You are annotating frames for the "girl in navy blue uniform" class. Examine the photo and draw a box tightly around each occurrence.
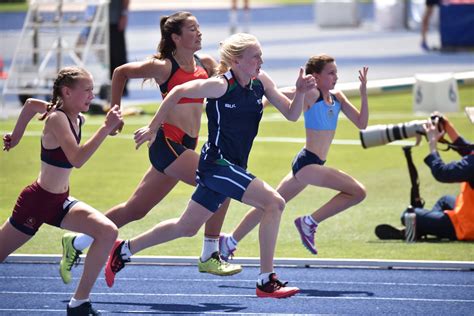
[1,66,123,315]
[63,12,241,286]
[219,54,368,258]
[105,33,316,298]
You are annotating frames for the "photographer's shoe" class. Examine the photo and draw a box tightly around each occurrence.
[60,233,82,284]
[256,273,300,298]
[67,301,100,315]
[375,224,404,240]
[198,251,242,276]
[294,217,318,255]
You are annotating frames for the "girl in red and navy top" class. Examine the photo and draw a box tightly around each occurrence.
[66,12,242,286]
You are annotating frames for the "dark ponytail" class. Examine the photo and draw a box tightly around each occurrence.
[152,11,193,60]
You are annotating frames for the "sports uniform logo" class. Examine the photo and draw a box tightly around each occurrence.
[25,217,36,229]
[225,103,236,109]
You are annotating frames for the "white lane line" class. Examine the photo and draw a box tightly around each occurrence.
[8,111,467,125]
[0,130,416,146]
[0,291,473,303]
[1,276,473,288]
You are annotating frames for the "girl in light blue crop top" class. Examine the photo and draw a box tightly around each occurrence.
[304,89,341,131]
[219,54,370,257]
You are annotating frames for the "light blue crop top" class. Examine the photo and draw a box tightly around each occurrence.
[304,91,341,131]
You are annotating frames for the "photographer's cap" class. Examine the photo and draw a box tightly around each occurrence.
[466,107,474,124]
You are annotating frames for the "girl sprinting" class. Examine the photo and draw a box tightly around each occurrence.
[219,54,368,259]
[1,66,123,315]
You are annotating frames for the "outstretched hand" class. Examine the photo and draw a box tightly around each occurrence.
[295,67,316,93]
[134,126,156,150]
[359,66,369,94]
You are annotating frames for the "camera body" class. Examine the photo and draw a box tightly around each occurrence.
[360,115,443,149]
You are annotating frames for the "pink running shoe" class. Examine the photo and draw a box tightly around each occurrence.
[294,217,318,255]
[105,240,129,288]
[219,234,237,262]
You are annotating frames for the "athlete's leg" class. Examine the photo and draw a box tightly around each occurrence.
[60,202,118,300]
[232,172,306,242]
[129,200,214,254]
[295,165,366,222]
[0,219,32,262]
[164,149,230,238]
[241,177,285,273]
[106,166,180,226]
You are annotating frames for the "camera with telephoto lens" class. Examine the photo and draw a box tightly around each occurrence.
[360,115,443,149]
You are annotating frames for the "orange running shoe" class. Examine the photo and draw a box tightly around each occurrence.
[105,240,129,288]
[256,273,300,298]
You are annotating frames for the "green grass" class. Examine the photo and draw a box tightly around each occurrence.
[0,85,473,261]
[0,1,27,12]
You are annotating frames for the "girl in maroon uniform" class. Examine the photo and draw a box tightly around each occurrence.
[1,66,123,315]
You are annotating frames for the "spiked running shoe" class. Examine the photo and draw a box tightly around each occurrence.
[67,301,100,316]
[60,233,82,284]
[256,273,300,298]
[219,234,237,261]
[198,251,242,276]
[105,240,130,288]
[294,217,318,255]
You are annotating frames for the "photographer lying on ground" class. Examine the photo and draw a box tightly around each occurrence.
[376,113,474,241]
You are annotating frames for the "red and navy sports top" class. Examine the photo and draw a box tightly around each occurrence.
[159,55,209,104]
[41,109,82,169]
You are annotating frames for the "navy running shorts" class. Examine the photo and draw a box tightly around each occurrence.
[291,148,326,176]
[192,158,255,212]
[148,123,198,173]
[9,181,78,235]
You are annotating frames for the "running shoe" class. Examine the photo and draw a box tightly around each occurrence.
[198,251,242,276]
[421,41,430,51]
[256,273,300,298]
[60,233,82,284]
[219,234,237,261]
[375,224,405,240]
[67,301,100,315]
[294,217,318,255]
[104,240,130,288]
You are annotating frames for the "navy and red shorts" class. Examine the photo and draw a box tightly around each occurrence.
[9,181,78,236]
[148,123,198,173]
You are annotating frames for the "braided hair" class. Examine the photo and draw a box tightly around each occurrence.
[39,66,90,121]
